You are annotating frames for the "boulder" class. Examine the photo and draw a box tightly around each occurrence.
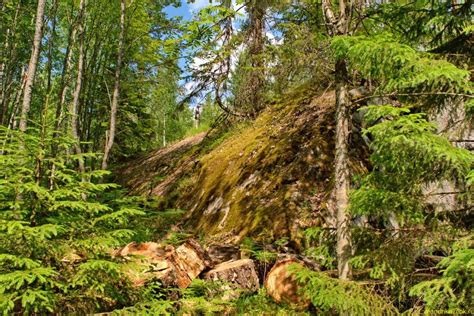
[264,258,311,308]
[204,259,259,292]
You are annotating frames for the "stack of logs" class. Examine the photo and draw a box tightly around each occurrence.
[114,239,311,307]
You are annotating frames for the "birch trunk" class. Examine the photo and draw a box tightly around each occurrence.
[18,0,46,132]
[0,1,21,126]
[102,0,125,170]
[70,0,86,174]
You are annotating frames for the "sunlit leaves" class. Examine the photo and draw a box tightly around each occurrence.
[351,106,473,222]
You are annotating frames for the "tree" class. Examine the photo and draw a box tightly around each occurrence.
[70,0,87,175]
[321,0,354,280]
[18,0,46,132]
[240,0,267,116]
[102,0,126,170]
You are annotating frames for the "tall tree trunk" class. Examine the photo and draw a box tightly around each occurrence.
[55,23,77,132]
[322,0,354,280]
[162,115,167,147]
[18,0,46,132]
[70,0,86,174]
[102,0,125,170]
[334,58,352,280]
[247,3,265,116]
[9,67,26,130]
[45,0,59,93]
[0,1,21,126]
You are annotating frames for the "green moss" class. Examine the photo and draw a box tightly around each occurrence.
[178,90,342,243]
[120,88,369,244]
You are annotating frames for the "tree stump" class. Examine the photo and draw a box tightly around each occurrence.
[264,258,311,308]
[204,259,259,292]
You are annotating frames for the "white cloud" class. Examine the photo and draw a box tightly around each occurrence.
[188,0,211,12]
[266,31,283,45]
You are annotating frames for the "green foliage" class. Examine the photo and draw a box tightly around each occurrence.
[240,238,277,264]
[0,124,145,314]
[350,105,473,222]
[292,265,398,315]
[235,288,309,315]
[332,34,472,97]
[410,235,474,312]
[365,1,473,50]
[304,227,336,269]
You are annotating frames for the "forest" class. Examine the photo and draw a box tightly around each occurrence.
[0,0,473,314]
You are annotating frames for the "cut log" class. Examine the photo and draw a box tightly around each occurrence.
[204,259,259,292]
[116,239,211,288]
[116,241,166,260]
[264,258,311,308]
[167,239,213,288]
[206,243,240,265]
[115,242,174,287]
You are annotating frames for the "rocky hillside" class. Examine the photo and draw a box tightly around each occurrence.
[118,89,370,245]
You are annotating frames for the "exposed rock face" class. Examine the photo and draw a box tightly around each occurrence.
[204,259,260,292]
[424,100,473,214]
[264,258,311,308]
[119,91,370,243]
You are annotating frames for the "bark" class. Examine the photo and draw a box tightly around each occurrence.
[9,67,26,130]
[102,0,125,170]
[206,243,240,266]
[0,1,21,126]
[0,3,7,124]
[334,59,352,280]
[55,2,78,133]
[322,0,354,280]
[45,0,58,93]
[70,0,86,174]
[18,0,46,132]
[116,240,210,289]
[247,3,266,116]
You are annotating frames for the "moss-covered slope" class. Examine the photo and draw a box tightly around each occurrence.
[119,90,369,244]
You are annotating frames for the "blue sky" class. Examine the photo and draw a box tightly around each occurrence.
[163,0,211,20]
